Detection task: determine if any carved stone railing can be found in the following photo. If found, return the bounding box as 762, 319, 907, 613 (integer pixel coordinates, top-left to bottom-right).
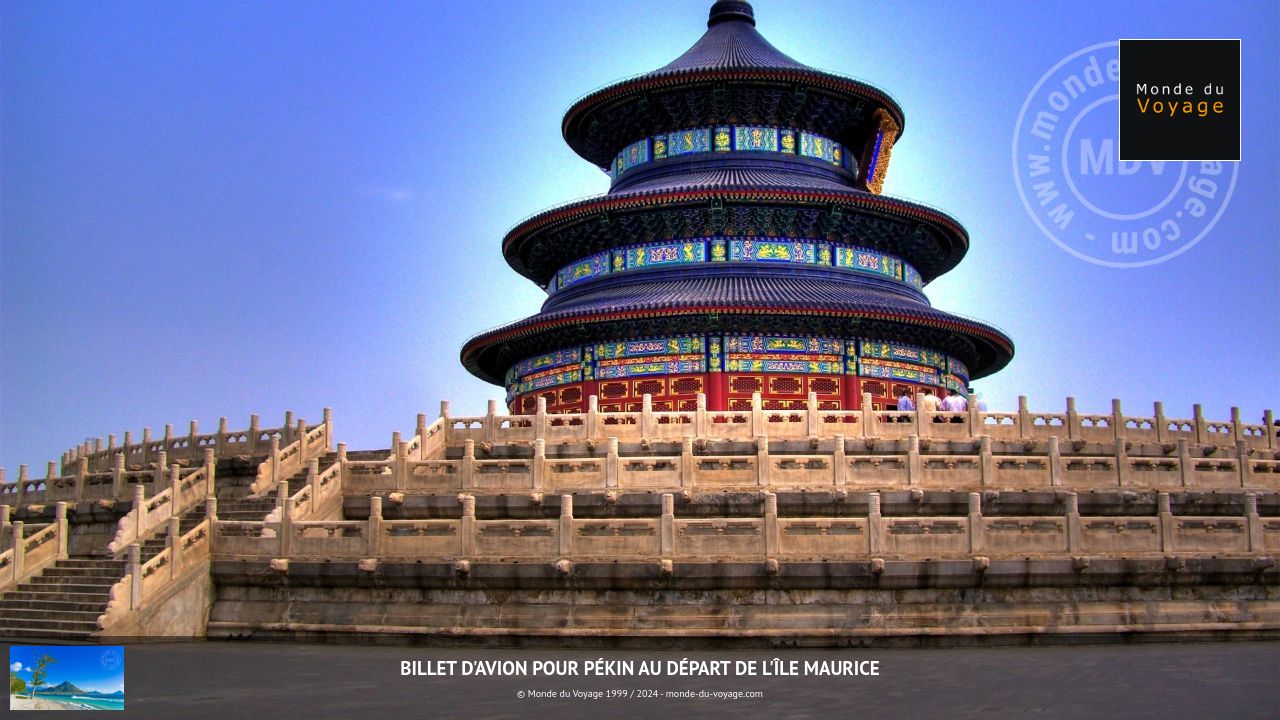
259, 416, 415, 529
60, 409, 331, 474
0, 460, 159, 509
438, 394, 1277, 451
414, 413, 448, 460
98, 425, 332, 635
339, 433, 1280, 496
309, 415, 447, 513
0, 502, 69, 592
88, 413, 333, 635
108, 420, 322, 554
211, 491, 1277, 563
383, 413, 450, 466
249, 414, 334, 495
265, 454, 345, 527
99, 507, 213, 634
1, 410, 333, 508
107, 450, 215, 556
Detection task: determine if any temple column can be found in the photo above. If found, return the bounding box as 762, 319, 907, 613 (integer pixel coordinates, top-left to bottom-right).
707, 372, 727, 412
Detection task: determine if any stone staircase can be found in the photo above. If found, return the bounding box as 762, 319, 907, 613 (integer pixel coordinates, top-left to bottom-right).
214, 453, 341, 539
260, 452, 344, 506
0, 455, 294, 643
0, 558, 127, 641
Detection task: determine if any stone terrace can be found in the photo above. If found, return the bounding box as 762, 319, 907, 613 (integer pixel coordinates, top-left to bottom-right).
2, 395, 1277, 645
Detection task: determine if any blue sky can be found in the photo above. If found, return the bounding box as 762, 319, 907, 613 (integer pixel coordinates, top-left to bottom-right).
10, 645, 125, 693
2, 0, 1277, 469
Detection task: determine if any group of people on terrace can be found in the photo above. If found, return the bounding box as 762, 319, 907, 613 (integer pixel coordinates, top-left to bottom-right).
893, 387, 985, 422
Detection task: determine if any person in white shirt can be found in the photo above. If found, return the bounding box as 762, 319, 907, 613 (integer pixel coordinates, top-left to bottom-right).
920, 389, 941, 410
921, 389, 942, 421
940, 389, 968, 423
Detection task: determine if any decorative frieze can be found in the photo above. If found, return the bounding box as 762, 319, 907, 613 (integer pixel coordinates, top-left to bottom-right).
611, 124, 852, 180
546, 237, 922, 294
505, 334, 968, 403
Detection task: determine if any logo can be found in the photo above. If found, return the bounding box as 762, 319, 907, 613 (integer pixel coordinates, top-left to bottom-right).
1118, 39, 1240, 161
100, 647, 122, 671
1012, 42, 1237, 267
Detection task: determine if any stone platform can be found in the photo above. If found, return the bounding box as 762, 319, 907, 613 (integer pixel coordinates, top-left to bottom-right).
205, 556, 1279, 647
1, 395, 1278, 645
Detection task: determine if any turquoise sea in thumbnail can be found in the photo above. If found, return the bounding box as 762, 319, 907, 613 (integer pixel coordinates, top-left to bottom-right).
63, 695, 126, 711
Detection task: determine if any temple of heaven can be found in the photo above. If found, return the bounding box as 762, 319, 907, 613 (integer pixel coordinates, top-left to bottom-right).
462, 0, 1013, 415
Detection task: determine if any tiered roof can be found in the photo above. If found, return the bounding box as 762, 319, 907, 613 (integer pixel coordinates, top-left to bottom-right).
561, 0, 904, 169
462, 1, 1012, 389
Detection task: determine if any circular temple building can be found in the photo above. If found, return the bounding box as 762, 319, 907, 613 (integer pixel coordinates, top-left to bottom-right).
462, 0, 1013, 415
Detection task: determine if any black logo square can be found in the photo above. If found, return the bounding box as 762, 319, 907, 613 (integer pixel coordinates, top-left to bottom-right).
1119, 39, 1240, 161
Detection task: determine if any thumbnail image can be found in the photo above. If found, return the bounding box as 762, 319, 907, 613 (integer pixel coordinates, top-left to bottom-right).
9, 646, 124, 711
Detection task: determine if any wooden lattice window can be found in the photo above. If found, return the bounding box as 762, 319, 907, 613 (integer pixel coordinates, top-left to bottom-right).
634, 379, 664, 396
730, 376, 763, 393
671, 377, 703, 395
769, 377, 802, 394
810, 377, 839, 395
560, 386, 582, 404
521, 396, 537, 413
601, 382, 628, 398
862, 381, 887, 397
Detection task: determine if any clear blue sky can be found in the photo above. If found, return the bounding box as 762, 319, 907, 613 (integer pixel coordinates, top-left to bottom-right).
2, 0, 1277, 470
10, 645, 125, 693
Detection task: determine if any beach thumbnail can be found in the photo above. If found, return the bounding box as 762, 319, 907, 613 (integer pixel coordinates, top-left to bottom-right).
9, 646, 124, 711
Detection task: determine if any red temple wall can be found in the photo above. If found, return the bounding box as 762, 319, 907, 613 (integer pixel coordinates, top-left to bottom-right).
510, 373, 936, 414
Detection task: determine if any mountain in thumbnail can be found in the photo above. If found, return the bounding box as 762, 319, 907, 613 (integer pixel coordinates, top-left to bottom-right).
41, 681, 87, 696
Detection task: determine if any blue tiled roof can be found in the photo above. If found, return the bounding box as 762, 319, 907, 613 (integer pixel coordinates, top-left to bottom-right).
539, 272, 944, 324
560, 1, 904, 169
461, 269, 1014, 385
615, 166, 853, 194
654, 5, 809, 74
